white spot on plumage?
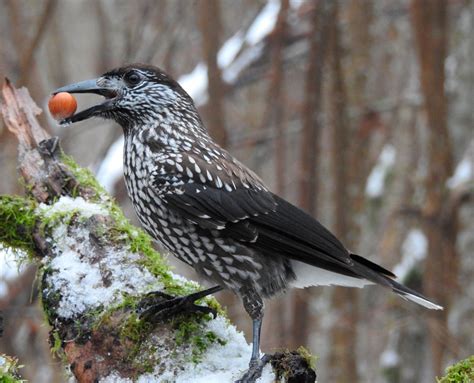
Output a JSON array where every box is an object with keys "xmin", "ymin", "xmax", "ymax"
[
  {"xmin": 220, "ymin": 272, "xmax": 230, "ymax": 280},
  {"xmin": 236, "ymin": 269, "xmax": 249, "ymax": 280},
  {"xmin": 214, "ymin": 263, "xmax": 224, "ymax": 273},
  {"xmin": 195, "ymin": 248, "xmax": 204, "ymax": 260},
  {"xmin": 222, "ymin": 257, "xmax": 233, "ymax": 265}
]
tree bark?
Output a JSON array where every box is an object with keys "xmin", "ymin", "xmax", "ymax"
[
  {"xmin": 290, "ymin": 0, "xmax": 331, "ymax": 351},
  {"xmin": 198, "ymin": 0, "xmax": 228, "ymax": 147},
  {"xmin": 410, "ymin": 0, "xmax": 456, "ymax": 376},
  {"xmin": 326, "ymin": 4, "xmax": 359, "ymax": 382},
  {"xmin": 268, "ymin": 0, "xmax": 289, "ymax": 196},
  {"xmin": 263, "ymin": 0, "xmax": 290, "ymax": 350}
]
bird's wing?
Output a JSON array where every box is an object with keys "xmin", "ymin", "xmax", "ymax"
[
  {"xmin": 151, "ymin": 153, "xmax": 276, "ymax": 241},
  {"xmin": 150, "ymin": 153, "xmax": 361, "ymax": 269}
]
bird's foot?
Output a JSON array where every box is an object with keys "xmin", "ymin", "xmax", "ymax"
[
  {"xmin": 235, "ymin": 354, "xmax": 271, "ymax": 383},
  {"xmin": 137, "ymin": 287, "xmax": 220, "ymax": 323}
]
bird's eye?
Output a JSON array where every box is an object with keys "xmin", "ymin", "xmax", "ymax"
[{"xmin": 124, "ymin": 71, "xmax": 141, "ymax": 86}]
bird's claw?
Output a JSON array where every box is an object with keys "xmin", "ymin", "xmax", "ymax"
[
  {"xmin": 235, "ymin": 354, "xmax": 271, "ymax": 383},
  {"xmin": 137, "ymin": 290, "xmax": 218, "ymax": 323}
]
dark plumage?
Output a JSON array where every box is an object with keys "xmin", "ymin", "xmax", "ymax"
[{"xmin": 54, "ymin": 64, "xmax": 442, "ymax": 382}]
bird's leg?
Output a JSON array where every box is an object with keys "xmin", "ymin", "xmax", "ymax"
[
  {"xmin": 236, "ymin": 287, "xmax": 270, "ymax": 383},
  {"xmin": 138, "ymin": 285, "xmax": 223, "ymax": 322}
]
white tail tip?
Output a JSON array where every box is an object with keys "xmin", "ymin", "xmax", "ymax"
[{"xmin": 400, "ymin": 292, "xmax": 444, "ymax": 310}]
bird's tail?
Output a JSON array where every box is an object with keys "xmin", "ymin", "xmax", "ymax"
[
  {"xmin": 350, "ymin": 253, "xmax": 443, "ymax": 310},
  {"xmin": 384, "ymin": 276, "xmax": 443, "ymax": 310}
]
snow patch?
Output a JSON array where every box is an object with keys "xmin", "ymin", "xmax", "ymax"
[
  {"xmin": 447, "ymin": 157, "xmax": 473, "ymax": 189},
  {"xmin": 393, "ymin": 229, "xmax": 427, "ymax": 281},
  {"xmin": 380, "ymin": 348, "xmax": 399, "ymax": 368},
  {"xmin": 246, "ymin": 0, "xmax": 280, "ymax": 45},
  {"xmin": 43, "ymin": 223, "xmax": 160, "ymax": 318},
  {"xmin": 39, "ymin": 197, "xmax": 160, "ymax": 318},
  {"xmin": 38, "ymin": 196, "xmax": 108, "ymax": 219},
  {"xmin": 365, "ymin": 144, "xmax": 397, "ymax": 198},
  {"xmin": 178, "ymin": 63, "xmax": 209, "ymax": 105},
  {"xmin": 101, "ymin": 316, "xmax": 276, "ymax": 382},
  {"xmin": 218, "ymin": 32, "xmax": 245, "ymax": 68}
]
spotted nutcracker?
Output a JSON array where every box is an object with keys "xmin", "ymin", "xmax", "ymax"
[{"xmin": 54, "ymin": 64, "xmax": 442, "ymax": 382}]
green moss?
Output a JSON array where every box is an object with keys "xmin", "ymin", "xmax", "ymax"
[
  {"xmin": 60, "ymin": 153, "xmax": 106, "ymax": 199},
  {"xmin": 39, "ymin": 266, "xmax": 62, "ymax": 323},
  {"xmin": 0, "ymin": 354, "xmax": 27, "ymax": 383},
  {"xmin": 50, "ymin": 331, "xmax": 63, "ymax": 356},
  {"xmin": 119, "ymin": 311, "xmax": 151, "ymax": 344},
  {"xmin": 174, "ymin": 318, "xmax": 226, "ymax": 364},
  {"xmin": 296, "ymin": 346, "xmax": 317, "ymax": 371},
  {"xmin": 0, "ymin": 195, "xmax": 37, "ymax": 256},
  {"xmin": 437, "ymin": 356, "xmax": 474, "ymax": 383}
]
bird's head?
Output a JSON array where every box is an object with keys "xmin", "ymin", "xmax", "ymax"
[{"xmin": 53, "ymin": 64, "xmax": 199, "ymax": 129}]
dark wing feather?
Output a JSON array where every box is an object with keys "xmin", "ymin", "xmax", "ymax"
[
  {"xmin": 162, "ymin": 177, "xmax": 277, "ymax": 240},
  {"xmin": 251, "ymin": 195, "xmax": 352, "ymax": 265}
]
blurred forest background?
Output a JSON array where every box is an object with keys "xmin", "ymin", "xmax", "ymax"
[{"xmin": 0, "ymin": 0, "xmax": 473, "ymax": 382}]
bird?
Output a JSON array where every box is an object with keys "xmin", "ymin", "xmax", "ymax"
[{"xmin": 54, "ymin": 63, "xmax": 442, "ymax": 382}]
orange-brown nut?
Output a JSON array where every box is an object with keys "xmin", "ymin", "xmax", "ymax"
[{"xmin": 48, "ymin": 92, "xmax": 77, "ymax": 120}]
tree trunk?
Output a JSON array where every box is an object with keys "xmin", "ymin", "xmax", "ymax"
[
  {"xmin": 410, "ymin": 0, "xmax": 456, "ymax": 376},
  {"xmin": 263, "ymin": 0, "xmax": 290, "ymax": 351},
  {"xmin": 327, "ymin": 4, "xmax": 359, "ymax": 382},
  {"xmin": 268, "ymin": 0, "xmax": 289, "ymax": 196},
  {"xmin": 198, "ymin": 0, "xmax": 228, "ymax": 147},
  {"xmin": 289, "ymin": 0, "xmax": 332, "ymax": 351}
]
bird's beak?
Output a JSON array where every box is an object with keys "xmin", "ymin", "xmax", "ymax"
[{"xmin": 52, "ymin": 78, "xmax": 118, "ymax": 124}]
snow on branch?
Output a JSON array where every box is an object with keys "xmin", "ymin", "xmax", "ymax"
[{"xmin": 0, "ymin": 82, "xmax": 316, "ymax": 382}]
